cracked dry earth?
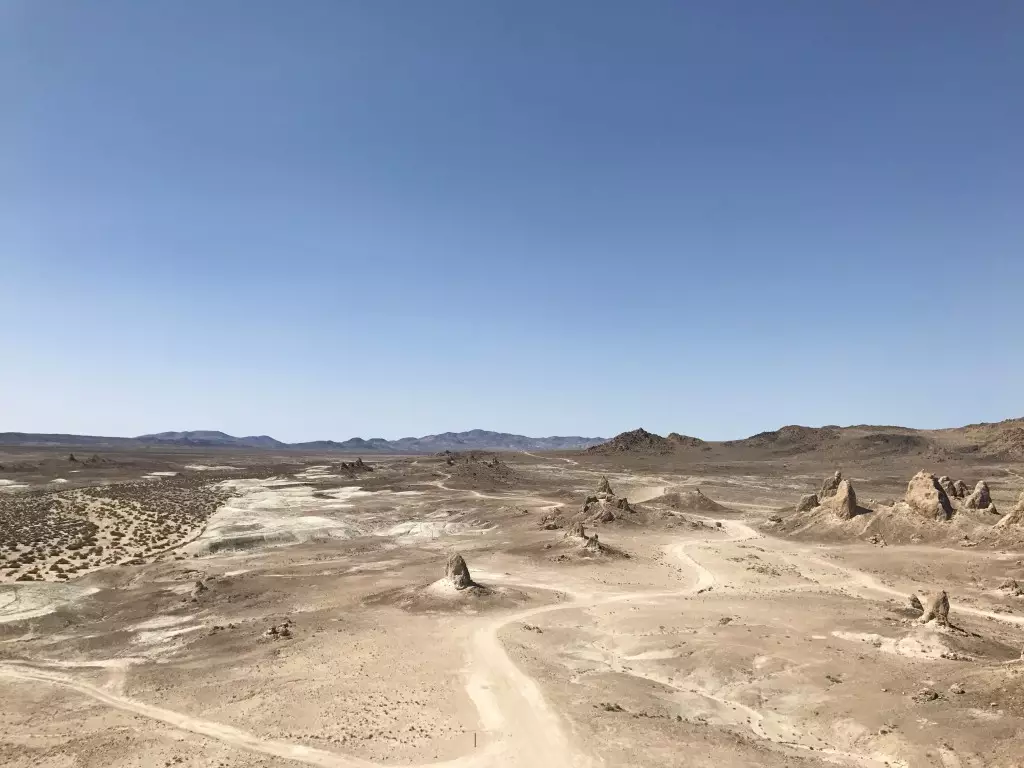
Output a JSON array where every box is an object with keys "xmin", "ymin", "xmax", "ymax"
[{"xmin": 2, "ymin": 452, "xmax": 1024, "ymax": 767}]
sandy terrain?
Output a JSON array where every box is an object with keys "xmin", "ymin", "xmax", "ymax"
[{"xmin": 1, "ymin": 446, "xmax": 1024, "ymax": 767}]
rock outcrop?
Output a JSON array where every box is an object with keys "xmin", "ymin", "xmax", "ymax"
[
  {"xmin": 796, "ymin": 493, "xmax": 819, "ymax": 513},
  {"xmin": 937, "ymin": 476, "xmax": 957, "ymax": 499},
  {"xmin": 445, "ymin": 552, "xmax": 473, "ymax": 590},
  {"xmin": 904, "ymin": 471, "xmax": 954, "ymax": 521},
  {"xmin": 920, "ymin": 591, "xmax": 950, "ymax": 626},
  {"xmin": 952, "ymin": 479, "xmax": 969, "ymax": 498},
  {"xmin": 962, "ymin": 480, "xmax": 997, "ymax": 514},
  {"xmin": 995, "ymin": 491, "xmax": 1024, "ymax": 527},
  {"xmin": 597, "ymin": 476, "xmax": 614, "ymax": 496},
  {"xmin": 909, "ymin": 594, "xmax": 923, "ymax": 613},
  {"xmin": 539, "ymin": 509, "xmax": 566, "ymax": 530},
  {"xmin": 594, "ymin": 506, "xmax": 615, "ymax": 523},
  {"xmin": 819, "ymin": 471, "xmax": 843, "ymax": 500},
  {"xmin": 831, "ymin": 479, "xmax": 857, "ymax": 520},
  {"xmin": 566, "ymin": 521, "xmax": 587, "ymax": 539}
]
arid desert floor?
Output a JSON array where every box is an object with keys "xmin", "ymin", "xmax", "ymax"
[{"xmin": 2, "ymin": 447, "xmax": 1024, "ymax": 768}]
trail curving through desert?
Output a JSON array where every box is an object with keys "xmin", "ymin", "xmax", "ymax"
[{"xmin": 0, "ymin": 502, "xmax": 930, "ymax": 768}]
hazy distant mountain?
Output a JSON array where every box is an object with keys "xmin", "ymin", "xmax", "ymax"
[
  {"xmin": 137, "ymin": 431, "xmax": 287, "ymax": 449},
  {"xmin": 290, "ymin": 430, "xmax": 606, "ymax": 452},
  {"xmin": 0, "ymin": 429, "xmax": 605, "ymax": 453}
]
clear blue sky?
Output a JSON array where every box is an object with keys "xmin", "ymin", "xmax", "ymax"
[{"xmin": 2, "ymin": 2, "xmax": 1021, "ymax": 441}]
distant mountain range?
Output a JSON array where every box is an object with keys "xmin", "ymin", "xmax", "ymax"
[
  {"xmin": 0, "ymin": 429, "xmax": 607, "ymax": 453},
  {"xmin": 589, "ymin": 418, "xmax": 1024, "ymax": 461}
]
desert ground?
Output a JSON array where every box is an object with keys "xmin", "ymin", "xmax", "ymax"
[{"xmin": 2, "ymin": 437, "xmax": 1024, "ymax": 768}]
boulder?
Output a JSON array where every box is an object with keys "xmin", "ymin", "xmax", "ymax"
[
  {"xmin": 952, "ymin": 479, "xmax": 969, "ymax": 498},
  {"xmin": 819, "ymin": 471, "xmax": 842, "ymax": 500},
  {"xmin": 904, "ymin": 471, "xmax": 954, "ymax": 521},
  {"xmin": 937, "ymin": 476, "xmax": 957, "ymax": 499},
  {"xmin": 445, "ymin": 552, "xmax": 473, "ymax": 590},
  {"xmin": 795, "ymin": 493, "xmax": 819, "ymax": 513},
  {"xmin": 909, "ymin": 594, "xmax": 923, "ymax": 612},
  {"xmin": 614, "ymin": 497, "xmax": 634, "ymax": 513},
  {"xmin": 920, "ymin": 591, "xmax": 950, "ymax": 626},
  {"xmin": 831, "ymin": 480, "xmax": 857, "ymax": 520},
  {"xmin": 597, "ymin": 476, "xmax": 614, "ymax": 496}
]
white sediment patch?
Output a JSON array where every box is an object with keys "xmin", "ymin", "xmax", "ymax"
[
  {"xmin": 185, "ymin": 464, "xmax": 237, "ymax": 471},
  {"xmin": 379, "ymin": 520, "xmax": 487, "ymax": 541},
  {"xmin": 130, "ymin": 615, "xmax": 193, "ymax": 631},
  {"xmin": 142, "ymin": 471, "xmax": 179, "ymax": 479},
  {"xmin": 294, "ymin": 465, "xmax": 340, "ymax": 480},
  {"xmin": 190, "ymin": 479, "xmax": 376, "ymax": 553},
  {"xmin": 133, "ymin": 626, "xmax": 203, "ymax": 646},
  {"xmin": 831, "ymin": 629, "xmax": 952, "ymax": 660},
  {"xmin": 50, "ymin": 478, "xmax": 68, "ymax": 484},
  {"xmin": 0, "ymin": 583, "xmax": 99, "ymax": 624},
  {"xmin": 0, "ymin": 479, "xmax": 28, "ymax": 491}
]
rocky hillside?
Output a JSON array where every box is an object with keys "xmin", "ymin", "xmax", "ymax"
[
  {"xmin": 587, "ymin": 418, "xmax": 1024, "ymax": 461},
  {"xmin": 587, "ymin": 429, "xmax": 676, "ymax": 455}
]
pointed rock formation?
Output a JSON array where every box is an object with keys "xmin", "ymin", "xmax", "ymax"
[
  {"xmin": 963, "ymin": 480, "xmax": 996, "ymax": 513},
  {"xmin": 909, "ymin": 594, "xmax": 923, "ymax": 613},
  {"xmin": 597, "ymin": 476, "xmax": 614, "ymax": 496},
  {"xmin": 952, "ymin": 479, "xmax": 969, "ymax": 498},
  {"xmin": 937, "ymin": 476, "xmax": 957, "ymax": 499},
  {"xmin": 819, "ymin": 471, "xmax": 842, "ymax": 500},
  {"xmin": 796, "ymin": 493, "xmax": 819, "ymax": 513},
  {"xmin": 831, "ymin": 479, "xmax": 857, "ymax": 520},
  {"xmin": 921, "ymin": 591, "xmax": 950, "ymax": 626},
  {"xmin": 904, "ymin": 471, "xmax": 954, "ymax": 521},
  {"xmin": 565, "ymin": 520, "xmax": 587, "ymax": 539},
  {"xmin": 445, "ymin": 552, "xmax": 473, "ymax": 590}
]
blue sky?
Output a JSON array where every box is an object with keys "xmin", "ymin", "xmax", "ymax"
[{"xmin": 2, "ymin": 2, "xmax": 1021, "ymax": 441}]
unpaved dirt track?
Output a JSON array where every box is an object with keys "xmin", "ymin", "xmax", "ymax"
[
  {"xmin": 0, "ymin": 515, "xmax": 906, "ymax": 768},
  {"xmin": 2, "ymin": 460, "xmax": 1011, "ymax": 768}
]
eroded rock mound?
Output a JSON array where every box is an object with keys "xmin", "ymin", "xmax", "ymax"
[
  {"xmin": 921, "ymin": 590, "xmax": 950, "ymax": 626},
  {"xmin": 963, "ymin": 480, "xmax": 997, "ymax": 514},
  {"xmin": 952, "ymin": 479, "xmax": 969, "ymax": 498},
  {"xmin": 795, "ymin": 493, "xmax": 819, "ymax": 513},
  {"xmin": 819, "ymin": 471, "xmax": 842, "ymax": 500},
  {"xmin": 445, "ymin": 552, "xmax": 473, "ymax": 590},
  {"xmin": 539, "ymin": 508, "xmax": 566, "ymax": 530},
  {"xmin": 909, "ymin": 594, "xmax": 923, "ymax": 613},
  {"xmin": 831, "ymin": 479, "xmax": 857, "ymax": 520},
  {"xmin": 995, "ymin": 491, "xmax": 1024, "ymax": 527},
  {"xmin": 597, "ymin": 476, "xmax": 614, "ymax": 496},
  {"xmin": 904, "ymin": 471, "xmax": 954, "ymax": 521}
]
